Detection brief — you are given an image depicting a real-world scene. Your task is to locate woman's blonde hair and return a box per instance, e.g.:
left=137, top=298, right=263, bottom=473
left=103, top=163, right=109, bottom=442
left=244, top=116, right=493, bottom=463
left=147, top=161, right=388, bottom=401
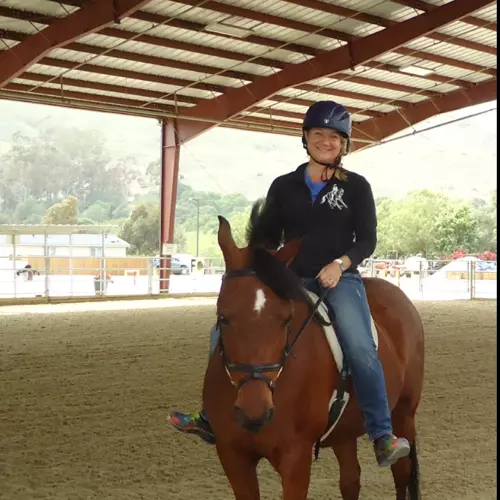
left=332, top=136, right=349, bottom=181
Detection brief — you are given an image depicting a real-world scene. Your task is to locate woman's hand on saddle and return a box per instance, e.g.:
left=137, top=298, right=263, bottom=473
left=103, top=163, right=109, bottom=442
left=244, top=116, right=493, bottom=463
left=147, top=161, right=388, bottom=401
left=317, top=261, right=343, bottom=289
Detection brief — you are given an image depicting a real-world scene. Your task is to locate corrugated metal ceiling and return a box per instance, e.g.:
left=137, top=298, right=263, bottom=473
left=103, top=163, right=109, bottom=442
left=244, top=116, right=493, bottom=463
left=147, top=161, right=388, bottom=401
left=0, top=0, right=496, bottom=139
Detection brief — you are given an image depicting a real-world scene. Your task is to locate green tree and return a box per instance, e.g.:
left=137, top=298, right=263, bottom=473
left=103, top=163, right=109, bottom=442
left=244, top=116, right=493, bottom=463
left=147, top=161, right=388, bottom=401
left=13, top=197, right=47, bottom=224
left=375, top=191, right=448, bottom=257
left=86, top=156, right=140, bottom=208
left=173, top=182, right=253, bottom=236
left=0, top=213, right=11, bottom=224
left=119, top=204, right=160, bottom=255
left=229, top=208, right=252, bottom=248
left=82, top=201, right=112, bottom=222
left=119, top=203, right=188, bottom=255
left=76, top=217, right=96, bottom=225
left=433, top=202, right=479, bottom=255
left=375, top=190, right=492, bottom=258
left=174, top=225, right=188, bottom=253
left=487, top=190, right=496, bottom=250
left=0, top=127, right=140, bottom=217
left=374, top=198, right=397, bottom=257
left=0, top=162, right=31, bottom=213
left=112, top=201, right=132, bottom=219
left=42, top=195, right=78, bottom=225
left=470, top=191, right=496, bottom=253
left=146, top=160, right=160, bottom=186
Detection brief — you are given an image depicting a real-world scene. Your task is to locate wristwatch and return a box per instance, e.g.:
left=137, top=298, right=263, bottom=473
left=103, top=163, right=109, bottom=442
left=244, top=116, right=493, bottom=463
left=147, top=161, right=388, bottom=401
left=334, top=258, right=348, bottom=272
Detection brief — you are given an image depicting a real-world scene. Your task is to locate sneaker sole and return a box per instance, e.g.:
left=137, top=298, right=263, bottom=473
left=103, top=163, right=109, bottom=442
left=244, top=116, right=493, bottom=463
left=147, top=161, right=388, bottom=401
left=378, top=443, right=411, bottom=467
left=168, top=419, right=216, bottom=445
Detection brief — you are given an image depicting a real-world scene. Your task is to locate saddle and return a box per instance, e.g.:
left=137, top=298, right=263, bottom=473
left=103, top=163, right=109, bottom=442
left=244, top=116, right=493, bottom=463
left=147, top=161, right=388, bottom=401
left=305, top=290, right=379, bottom=444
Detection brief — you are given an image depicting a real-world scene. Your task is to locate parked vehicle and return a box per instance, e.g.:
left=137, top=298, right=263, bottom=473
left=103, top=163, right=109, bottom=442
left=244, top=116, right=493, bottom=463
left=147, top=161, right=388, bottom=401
left=152, top=256, right=190, bottom=275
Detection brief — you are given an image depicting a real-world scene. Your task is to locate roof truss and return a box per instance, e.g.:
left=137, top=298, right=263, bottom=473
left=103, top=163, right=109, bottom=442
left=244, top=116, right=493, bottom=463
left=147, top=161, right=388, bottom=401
left=172, top=0, right=495, bottom=142
left=0, top=0, right=496, bottom=145
left=0, top=0, right=151, bottom=88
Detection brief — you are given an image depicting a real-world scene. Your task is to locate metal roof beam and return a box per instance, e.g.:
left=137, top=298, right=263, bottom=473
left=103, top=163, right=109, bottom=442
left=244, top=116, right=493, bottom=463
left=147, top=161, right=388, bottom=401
left=283, top=0, right=495, bottom=54
left=53, top=0, right=495, bottom=44
left=0, top=0, right=151, bottom=88
left=100, top=22, right=495, bottom=77
left=35, top=56, right=228, bottom=93
left=41, top=0, right=318, bottom=54
left=0, top=8, right=492, bottom=85
left=391, top=0, right=496, bottom=31
left=151, top=0, right=355, bottom=43
left=4, top=2, right=492, bottom=73
left=171, top=0, right=496, bottom=68
left=0, top=30, right=227, bottom=94
left=268, top=95, right=385, bottom=118
left=0, top=6, right=54, bottom=24
left=19, top=72, right=200, bottom=105
left=174, top=0, right=493, bottom=142
left=0, top=27, right=490, bottom=92
left=395, top=46, right=496, bottom=76
left=0, top=83, right=314, bottom=133
left=17, top=71, right=382, bottom=120
left=2, top=29, right=447, bottom=109
left=127, top=10, right=318, bottom=56
left=362, top=61, right=470, bottom=88
left=5, top=82, right=176, bottom=113
left=353, top=79, right=497, bottom=147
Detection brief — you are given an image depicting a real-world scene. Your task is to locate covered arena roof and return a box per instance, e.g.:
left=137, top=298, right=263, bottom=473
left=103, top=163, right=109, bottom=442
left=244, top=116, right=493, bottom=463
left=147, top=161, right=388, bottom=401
left=0, top=0, right=496, bottom=150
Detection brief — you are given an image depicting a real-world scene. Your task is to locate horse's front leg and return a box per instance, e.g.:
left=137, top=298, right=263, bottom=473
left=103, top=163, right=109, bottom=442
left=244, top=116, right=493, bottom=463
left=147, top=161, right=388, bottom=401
left=216, top=442, right=261, bottom=500
left=332, top=439, right=361, bottom=500
left=272, top=442, right=314, bottom=500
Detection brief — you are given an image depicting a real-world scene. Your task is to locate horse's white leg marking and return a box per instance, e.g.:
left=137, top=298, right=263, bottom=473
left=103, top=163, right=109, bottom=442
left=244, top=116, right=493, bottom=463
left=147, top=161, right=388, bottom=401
left=254, top=288, right=266, bottom=314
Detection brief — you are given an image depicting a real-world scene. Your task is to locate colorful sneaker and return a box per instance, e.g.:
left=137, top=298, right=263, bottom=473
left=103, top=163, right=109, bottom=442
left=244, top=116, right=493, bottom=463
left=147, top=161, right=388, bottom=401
left=374, top=434, right=411, bottom=467
left=168, top=410, right=216, bottom=445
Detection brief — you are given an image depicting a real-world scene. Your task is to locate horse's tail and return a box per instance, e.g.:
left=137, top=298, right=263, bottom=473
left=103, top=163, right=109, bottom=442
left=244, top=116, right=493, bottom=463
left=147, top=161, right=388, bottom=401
left=408, top=439, right=420, bottom=500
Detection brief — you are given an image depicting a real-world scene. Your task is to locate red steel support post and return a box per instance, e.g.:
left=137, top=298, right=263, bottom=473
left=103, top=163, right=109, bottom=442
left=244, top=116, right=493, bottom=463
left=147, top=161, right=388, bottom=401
left=159, top=119, right=181, bottom=293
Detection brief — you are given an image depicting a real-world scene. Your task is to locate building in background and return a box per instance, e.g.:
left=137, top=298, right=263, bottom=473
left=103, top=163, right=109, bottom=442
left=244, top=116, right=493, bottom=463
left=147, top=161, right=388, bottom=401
left=0, top=233, right=129, bottom=258
left=0, top=226, right=129, bottom=258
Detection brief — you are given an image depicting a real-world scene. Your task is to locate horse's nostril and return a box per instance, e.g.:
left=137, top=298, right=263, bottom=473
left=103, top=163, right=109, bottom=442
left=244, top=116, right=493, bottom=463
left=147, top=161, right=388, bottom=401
left=234, top=406, right=274, bottom=433
left=234, top=406, right=246, bottom=426
left=265, top=407, right=275, bottom=423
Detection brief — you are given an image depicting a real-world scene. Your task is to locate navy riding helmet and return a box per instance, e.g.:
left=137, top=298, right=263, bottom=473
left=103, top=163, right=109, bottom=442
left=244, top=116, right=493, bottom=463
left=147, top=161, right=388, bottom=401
left=302, top=100, right=352, bottom=153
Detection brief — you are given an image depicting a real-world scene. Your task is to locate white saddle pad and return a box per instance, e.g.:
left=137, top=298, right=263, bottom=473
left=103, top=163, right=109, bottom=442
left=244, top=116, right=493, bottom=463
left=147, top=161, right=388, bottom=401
left=305, top=290, right=379, bottom=441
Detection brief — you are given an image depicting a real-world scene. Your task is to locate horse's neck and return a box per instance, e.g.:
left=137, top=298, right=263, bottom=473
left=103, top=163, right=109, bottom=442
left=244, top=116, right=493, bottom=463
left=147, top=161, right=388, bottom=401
left=290, top=301, right=325, bottom=346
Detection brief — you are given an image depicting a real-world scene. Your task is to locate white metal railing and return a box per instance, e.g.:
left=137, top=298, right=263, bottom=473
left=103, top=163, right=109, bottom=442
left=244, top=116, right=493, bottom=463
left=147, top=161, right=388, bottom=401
left=359, top=258, right=496, bottom=300
left=0, top=256, right=496, bottom=301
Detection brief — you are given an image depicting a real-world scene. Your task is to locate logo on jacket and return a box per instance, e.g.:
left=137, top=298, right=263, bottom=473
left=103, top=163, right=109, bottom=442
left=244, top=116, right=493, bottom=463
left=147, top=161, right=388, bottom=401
left=321, top=184, right=348, bottom=210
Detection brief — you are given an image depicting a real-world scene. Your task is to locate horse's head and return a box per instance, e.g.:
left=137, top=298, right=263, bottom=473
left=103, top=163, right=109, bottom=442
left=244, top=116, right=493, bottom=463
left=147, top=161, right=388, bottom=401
left=215, top=202, right=306, bottom=433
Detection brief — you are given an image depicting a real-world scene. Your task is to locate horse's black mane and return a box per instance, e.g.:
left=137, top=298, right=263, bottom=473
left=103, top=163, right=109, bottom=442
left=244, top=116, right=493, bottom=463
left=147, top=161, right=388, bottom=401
left=243, top=199, right=327, bottom=324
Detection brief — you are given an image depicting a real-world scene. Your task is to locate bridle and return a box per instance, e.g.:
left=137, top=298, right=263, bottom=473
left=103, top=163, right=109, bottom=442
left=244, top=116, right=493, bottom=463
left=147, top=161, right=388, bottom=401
left=216, top=268, right=328, bottom=394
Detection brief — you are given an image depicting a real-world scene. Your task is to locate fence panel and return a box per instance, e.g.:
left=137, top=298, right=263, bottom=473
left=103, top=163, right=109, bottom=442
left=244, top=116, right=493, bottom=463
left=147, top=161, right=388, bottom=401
left=0, top=255, right=496, bottom=301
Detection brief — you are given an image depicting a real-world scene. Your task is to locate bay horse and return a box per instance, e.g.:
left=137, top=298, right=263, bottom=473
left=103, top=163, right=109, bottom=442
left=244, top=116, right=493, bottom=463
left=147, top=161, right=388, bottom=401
left=203, top=207, right=425, bottom=500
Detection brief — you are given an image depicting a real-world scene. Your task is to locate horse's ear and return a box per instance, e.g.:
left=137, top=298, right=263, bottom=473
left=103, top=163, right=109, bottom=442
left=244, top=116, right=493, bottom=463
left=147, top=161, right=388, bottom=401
left=274, top=238, right=301, bottom=266
left=217, top=215, right=246, bottom=270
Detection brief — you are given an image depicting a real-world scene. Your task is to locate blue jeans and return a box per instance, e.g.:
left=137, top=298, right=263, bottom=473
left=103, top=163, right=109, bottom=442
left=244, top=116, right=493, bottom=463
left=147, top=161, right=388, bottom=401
left=207, top=272, right=392, bottom=442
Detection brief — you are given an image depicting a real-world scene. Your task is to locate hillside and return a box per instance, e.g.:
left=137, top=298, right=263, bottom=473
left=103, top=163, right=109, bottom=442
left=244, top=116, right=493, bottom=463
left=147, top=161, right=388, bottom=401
left=0, top=98, right=496, bottom=201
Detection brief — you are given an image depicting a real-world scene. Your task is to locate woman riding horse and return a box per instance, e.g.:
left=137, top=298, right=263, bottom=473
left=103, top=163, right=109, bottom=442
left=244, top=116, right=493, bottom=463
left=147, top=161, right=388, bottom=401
left=169, top=100, right=410, bottom=467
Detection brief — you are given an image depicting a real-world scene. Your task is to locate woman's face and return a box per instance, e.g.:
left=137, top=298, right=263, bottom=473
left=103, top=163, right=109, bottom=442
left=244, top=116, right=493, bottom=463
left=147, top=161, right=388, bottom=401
left=305, top=128, right=343, bottom=164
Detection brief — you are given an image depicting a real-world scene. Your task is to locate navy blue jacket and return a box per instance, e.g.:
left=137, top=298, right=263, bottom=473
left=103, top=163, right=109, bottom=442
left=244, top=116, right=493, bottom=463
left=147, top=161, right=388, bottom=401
left=262, top=163, right=377, bottom=278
